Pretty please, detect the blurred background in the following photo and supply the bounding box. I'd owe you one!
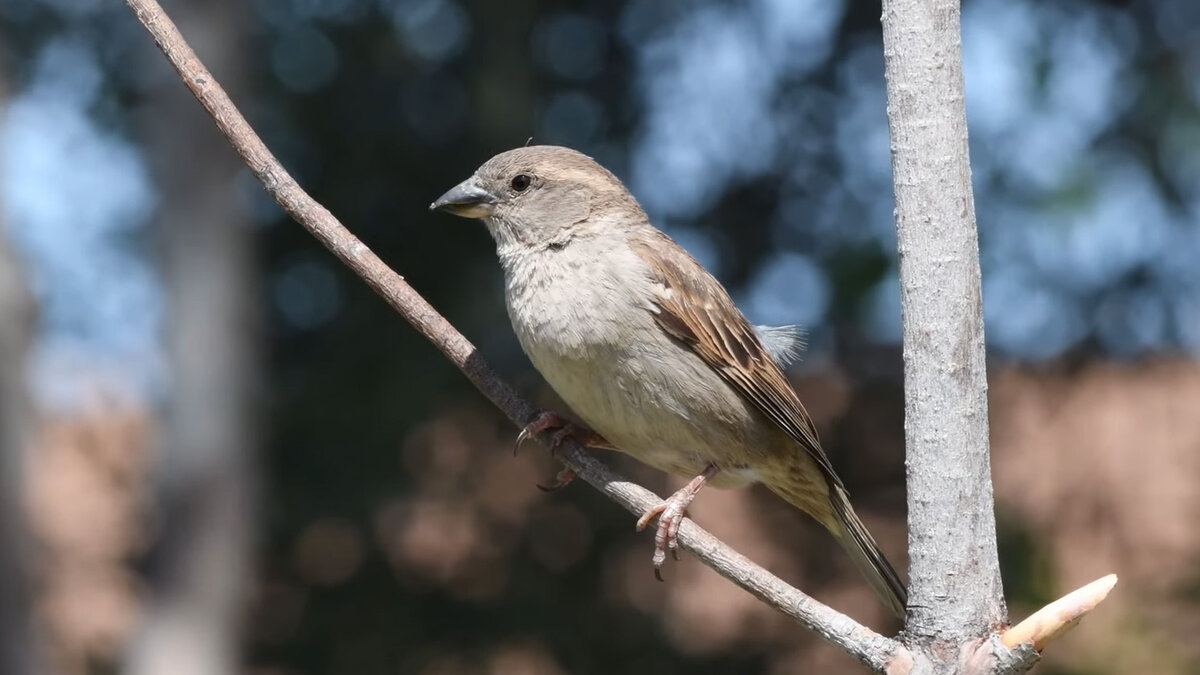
[0,0,1197,673]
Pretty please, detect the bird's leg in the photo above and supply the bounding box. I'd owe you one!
[515,411,615,491]
[636,463,720,580]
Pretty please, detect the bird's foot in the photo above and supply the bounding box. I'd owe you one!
[636,494,690,580]
[515,411,613,455]
[635,464,720,581]
[516,411,613,492]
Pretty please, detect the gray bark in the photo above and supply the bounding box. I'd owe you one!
[881,0,1006,652]
[122,1,258,674]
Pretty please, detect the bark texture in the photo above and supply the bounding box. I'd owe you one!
[881,0,1005,645]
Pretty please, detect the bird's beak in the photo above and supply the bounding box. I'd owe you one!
[429,176,495,218]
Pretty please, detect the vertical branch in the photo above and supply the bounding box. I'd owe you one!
[881,0,1005,641]
[123,2,257,674]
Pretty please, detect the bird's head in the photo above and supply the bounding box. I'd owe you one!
[430,145,644,250]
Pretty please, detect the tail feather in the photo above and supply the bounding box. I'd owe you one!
[828,486,907,619]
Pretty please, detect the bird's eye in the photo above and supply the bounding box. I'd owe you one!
[511,174,532,192]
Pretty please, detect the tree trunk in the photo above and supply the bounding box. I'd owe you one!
[882,0,1007,671]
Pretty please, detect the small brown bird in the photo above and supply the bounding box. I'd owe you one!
[431,145,907,618]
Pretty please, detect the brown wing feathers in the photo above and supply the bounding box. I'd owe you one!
[630,232,843,490]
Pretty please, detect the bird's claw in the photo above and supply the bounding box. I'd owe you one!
[634,465,718,580]
[514,411,567,455]
[516,411,612,491]
[514,411,612,455]
[636,494,690,581]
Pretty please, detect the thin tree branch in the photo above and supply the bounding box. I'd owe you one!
[123,0,906,669]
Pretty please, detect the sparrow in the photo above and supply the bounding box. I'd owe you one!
[430,145,907,618]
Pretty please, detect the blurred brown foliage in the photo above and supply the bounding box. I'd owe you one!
[992,359,1200,675]
[27,403,151,675]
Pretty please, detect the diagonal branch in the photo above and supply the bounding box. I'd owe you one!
[123,0,906,670]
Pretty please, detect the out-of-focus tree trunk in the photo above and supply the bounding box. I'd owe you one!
[0,234,37,675]
[123,1,259,674]
[0,61,42,675]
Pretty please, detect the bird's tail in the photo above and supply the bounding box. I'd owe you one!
[765,476,907,619]
[827,485,907,619]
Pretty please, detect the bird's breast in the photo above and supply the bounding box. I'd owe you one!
[499,241,771,481]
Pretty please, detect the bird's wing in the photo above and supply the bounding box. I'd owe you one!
[629,230,842,489]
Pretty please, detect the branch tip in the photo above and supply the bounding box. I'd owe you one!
[1001,574,1118,651]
